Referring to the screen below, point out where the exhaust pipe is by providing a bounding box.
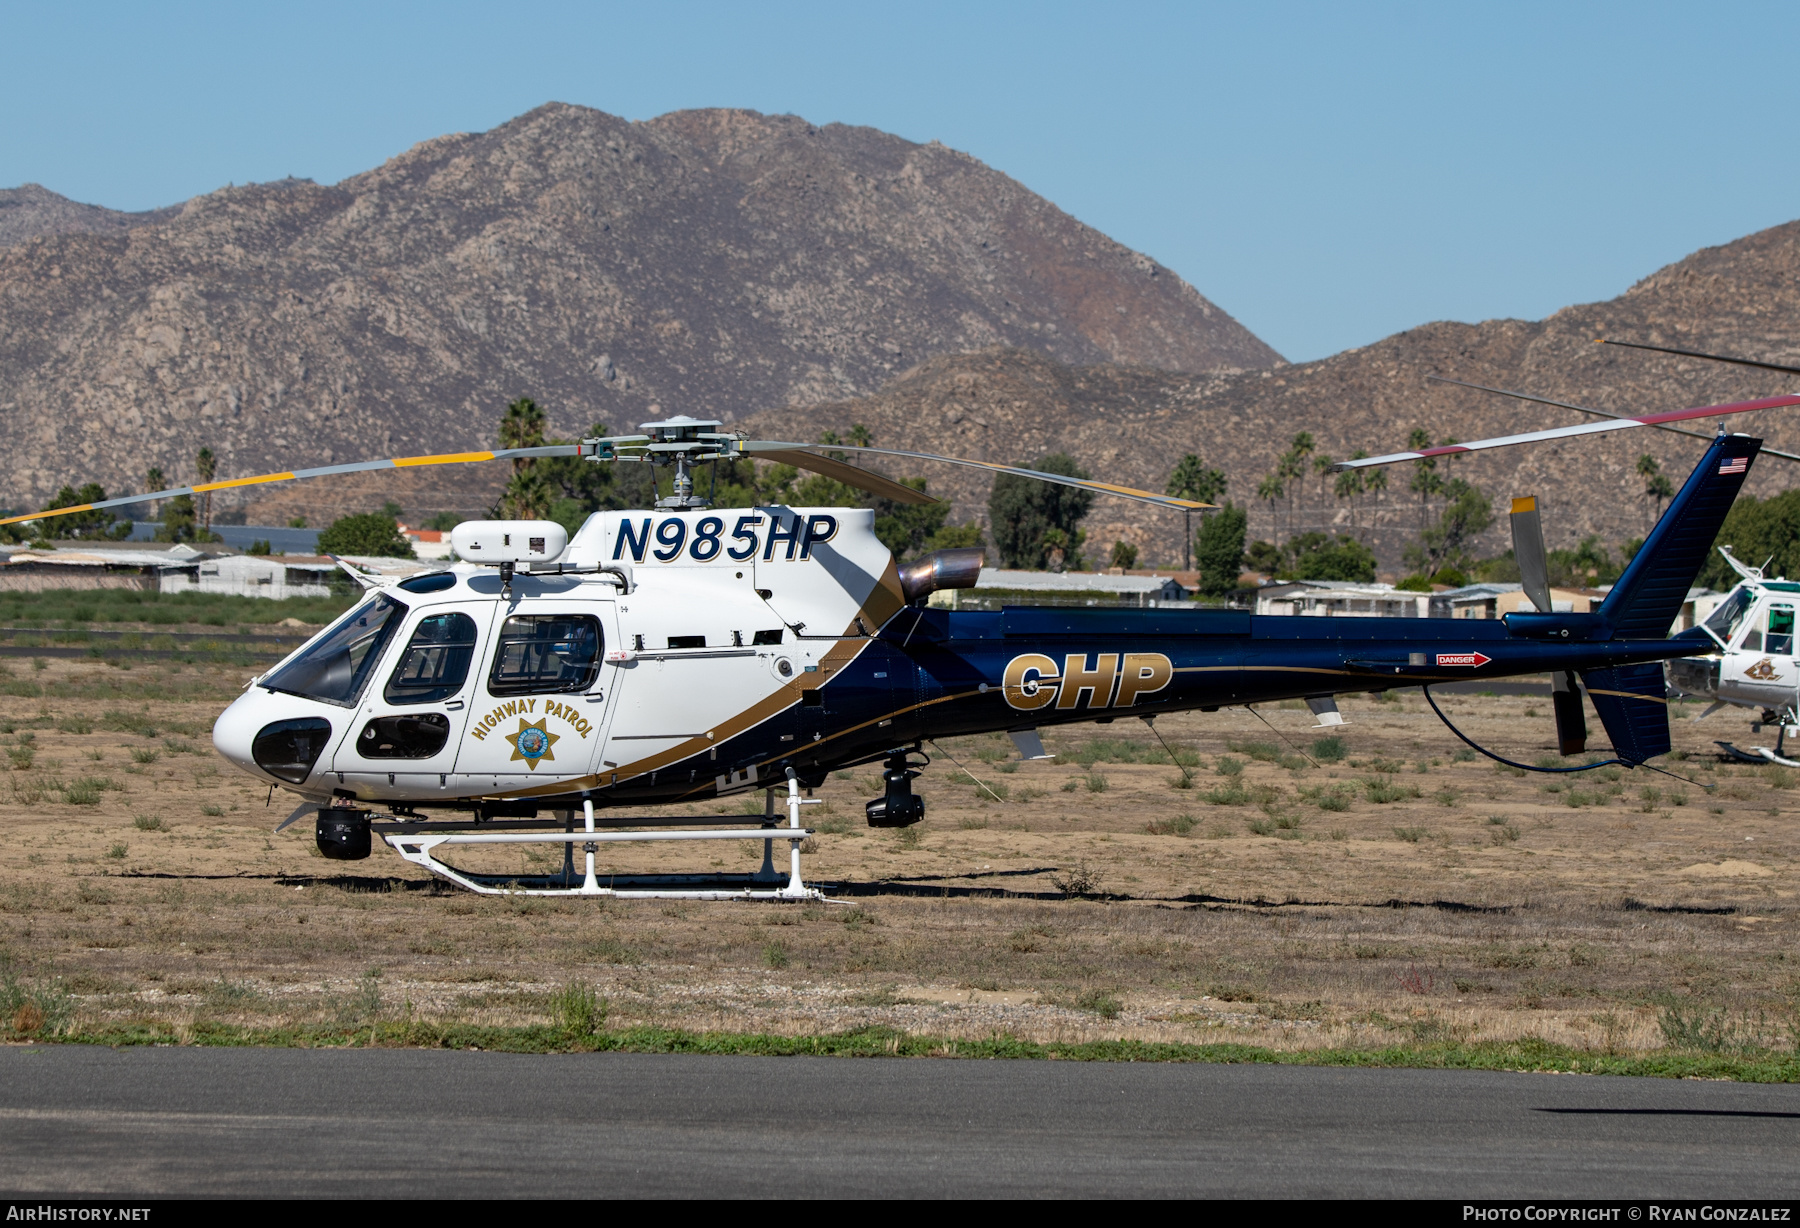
[897,548,985,603]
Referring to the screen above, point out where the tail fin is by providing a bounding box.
[1599,434,1760,640]
[1582,662,1670,763]
[1583,434,1759,763]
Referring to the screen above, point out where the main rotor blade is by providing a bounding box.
[0,445,587,529]
[1332,392,1800,470]
[1509,495,1553,614]
[1427,376,1800,464]
[1596,337,1800,377]
[745,442,1213,511]
[743,447,939,506]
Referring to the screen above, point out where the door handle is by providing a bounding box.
[585,691,605,703]
[445,700,465,711]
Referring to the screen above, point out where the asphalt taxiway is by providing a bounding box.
[2,1047,1796,1197]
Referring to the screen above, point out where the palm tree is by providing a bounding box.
[1286,432,1314,533]
[195,448,216,536]
[1257,472,1286,548]
[499,398,548,472]
[143,466,164,522]
[1166,454,1227,570]
[1406,429,1441,532]
[1637,454,1674,527]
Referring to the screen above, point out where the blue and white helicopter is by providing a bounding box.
[6,386,1794,898]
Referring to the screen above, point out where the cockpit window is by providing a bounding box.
[384,612,479,704]
[1704,587,1756,643]
[487,615,601,696]
[262,594,409,708]
[1769,605,1795,656]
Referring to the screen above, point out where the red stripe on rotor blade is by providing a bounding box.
[1636,393,1800,427]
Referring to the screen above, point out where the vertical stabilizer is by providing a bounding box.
[1599,435,1760,640]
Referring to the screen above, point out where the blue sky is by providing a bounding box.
[4,1,1798,362]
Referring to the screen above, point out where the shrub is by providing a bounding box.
[1050,861,1103,897]
[1077,989,1122,1020]
[1146,813,1196,836]
[554,980,608,1036]
[1393,826,1428,843]
[1311,735,1346,762]
[1362,778,1421,804]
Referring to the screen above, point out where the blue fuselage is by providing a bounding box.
[602,607,1692,807]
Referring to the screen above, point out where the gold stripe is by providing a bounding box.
[1511,496,1537,514]
[194,473,297,493]
[394,451,495,467]
[0,503,94,526]
[1587,687,1666,705]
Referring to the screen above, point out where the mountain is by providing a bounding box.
[746,220,1800,572]
[0,184,178,249]
[0,103,1279,521]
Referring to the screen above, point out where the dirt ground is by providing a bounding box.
[2,651,1796,1054]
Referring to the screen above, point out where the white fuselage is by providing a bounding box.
[212,507,905,806]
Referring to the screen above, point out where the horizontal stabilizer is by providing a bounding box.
[1582,663,1670,764]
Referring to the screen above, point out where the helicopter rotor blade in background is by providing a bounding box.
[1333,392,1800,471]
[742,447,939,506]
[1595,337,1800,377]
[1510,494,1587,754]
[743,442,1213,512]
[0,443,600,530]
[1426,376,1800,464]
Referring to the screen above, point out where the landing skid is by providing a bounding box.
[382,771,825,900]
[1717,722,1800,768]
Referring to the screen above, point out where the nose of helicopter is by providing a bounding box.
[211,691,260,773]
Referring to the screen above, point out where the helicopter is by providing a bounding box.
[1662,546,1800,766]
[1431,336,1800,768]
[3,391,1793,899]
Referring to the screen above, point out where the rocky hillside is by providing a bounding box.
[748,220,1800,572]
[0,103,1278,522]
[0,184,178,249]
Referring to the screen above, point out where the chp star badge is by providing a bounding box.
[505,718,559,770]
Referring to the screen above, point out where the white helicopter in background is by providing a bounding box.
[1667,546,1800,766]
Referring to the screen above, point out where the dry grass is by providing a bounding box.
[1,656,1797,1057]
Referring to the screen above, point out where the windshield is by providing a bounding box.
[263,593,409,707]
[1704,586,1757,644]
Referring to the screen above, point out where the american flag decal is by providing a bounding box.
[1719,456,1750,475]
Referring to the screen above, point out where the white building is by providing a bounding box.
[928,568,1190,610]
[1254,580,1433,618]
[0,543,207,593]
[158,554,338,599]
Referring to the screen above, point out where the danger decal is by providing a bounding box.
[1435,652,1492,668]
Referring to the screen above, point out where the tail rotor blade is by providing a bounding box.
[1552,671,1588,756]
[1510,496,1553,613]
